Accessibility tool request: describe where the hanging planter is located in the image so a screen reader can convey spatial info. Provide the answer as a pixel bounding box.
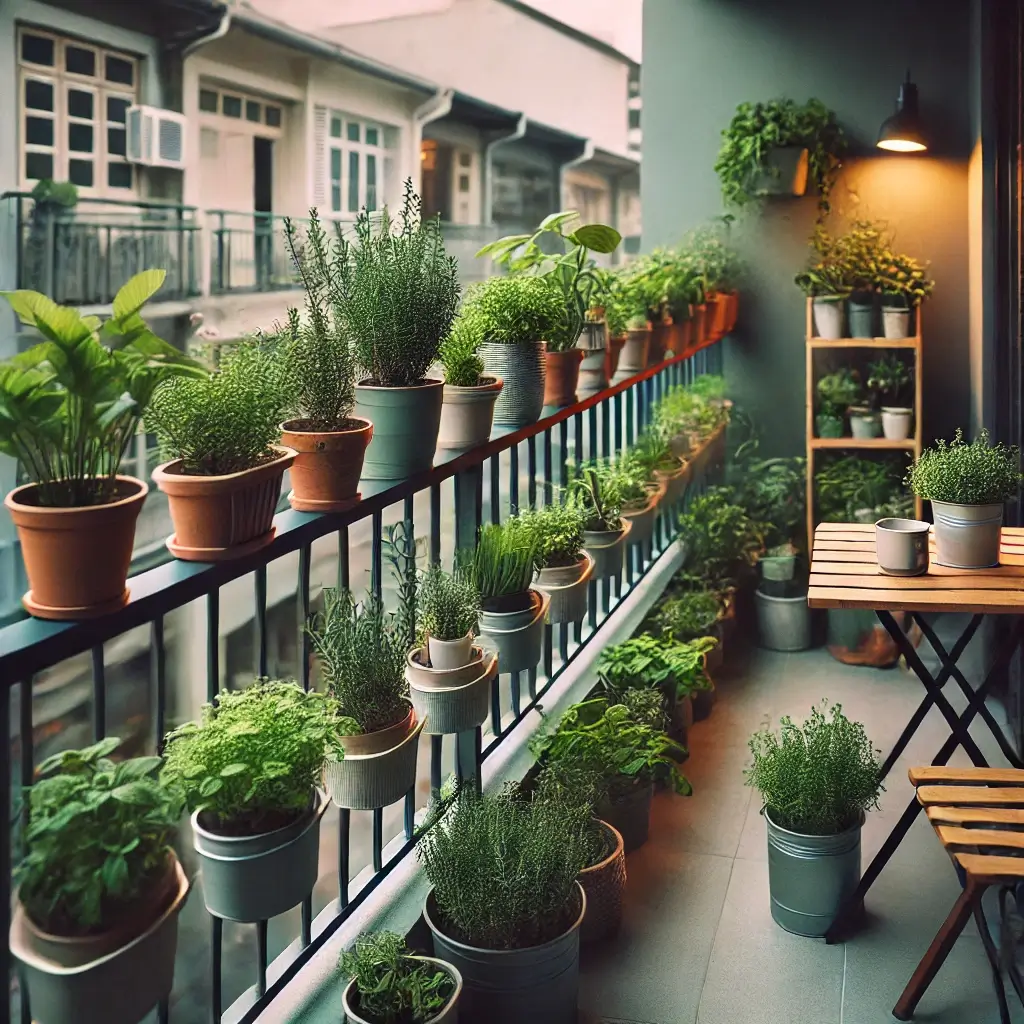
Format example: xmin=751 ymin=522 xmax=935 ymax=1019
xmin=408 ymin=647 xmax=497 ymax=736
xmin=583 ymin=519 xmax=631 ymax=579
xmin=654 ymin=459 xmax=691 ymax=505
xmin=597 ymin=782 xmax=653 ymax=854
xmin=281 ymin=417 xmax=373 ymax=513
xmin=543 ymin=348 xmax=584 ymax=408
xmin=533 ymin=554 xmax=595 ymax=624
xmin=604 ymin=334 xmax=626 ymax=382
xmin=614 ymin=326 xmax=650 ymax=381
xmin=477 ymin=590 xmax=549 ymax=674
xmin=751 ymin=145 xmax=810 ymax=195
xmin=437 ymin=376 xmax=504 ymax=451
xmin=355 ymin=378 xmax=443 ymax=480
xmin=812 ymin=297 xmax=845 ymax=340
xmin=342 ymin=954 xmax=463 ymax=1024
xmin=621 ymin=488 xmax=661 ymax=546
xmin=579 ymin=821 xmax=626 ymax=945
xmin=481 ymin=340 xmax=546 ymax=428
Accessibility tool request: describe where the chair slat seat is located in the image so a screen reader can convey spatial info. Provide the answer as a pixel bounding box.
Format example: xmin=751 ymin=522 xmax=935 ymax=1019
xmin=954 ymin=852 xmax=1024 ymax=882
xmin=909 ymin=766 xmax=1024 ymax=786
xmin=936 ymin=826 xmax=1024 ymax=851
xmin=926 ymin=806 xmax=1024 ymax=826
xmin=917 ymin=786 xmax=1024 ymax=807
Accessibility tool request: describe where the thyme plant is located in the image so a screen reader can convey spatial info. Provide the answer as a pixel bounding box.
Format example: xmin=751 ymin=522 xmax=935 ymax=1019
xmin=418 ymin=562 xmax=479 ymax=642
xmin=459 ymin=275 xmax=562 ymax=347
xmin=439 ymin=314 xmax=484 ymax=387
xmin=906 ymin=428 xmax=1021 ymax=505
xmin=513 ymin=502 xmax=587 ymax=568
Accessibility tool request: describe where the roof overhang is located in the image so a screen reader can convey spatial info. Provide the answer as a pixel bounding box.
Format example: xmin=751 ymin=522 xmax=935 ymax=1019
xmin=435 ymin=91 xmax=523 ymax=133
xmin=523 ymin=119 xmax=589 ymax=162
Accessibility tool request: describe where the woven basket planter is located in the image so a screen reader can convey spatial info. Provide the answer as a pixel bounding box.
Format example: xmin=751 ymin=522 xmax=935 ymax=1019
xmin=579 ymin=821 xmax=626 ymax=944
xmin=622 ymin=488 xmax=660 ymax=546
xmin=532 ymin=554 xmax=594 ymax=624
xmin=480 ymin=340 xmax=546 ymax=429
xmin=598 ymin=782 xmax=654 ymax=854
xmin=408 ymin=647 xmax=497 ymax=735
xmin=477 ymin=590 xmax=549 ymax=675
xmin=584 ymin=520 xmax=632 ymax=579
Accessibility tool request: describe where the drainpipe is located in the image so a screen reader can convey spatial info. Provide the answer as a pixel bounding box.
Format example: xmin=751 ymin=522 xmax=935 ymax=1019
xmin=483 ymin=114 xmax=527 ymax=226
xmin=182 ymin=7 xmax=231 ymax=58
xmin=557 ymin=139 xmax=595 ymax=211
xmin=412 ymin=88 xmax=454 ymax=196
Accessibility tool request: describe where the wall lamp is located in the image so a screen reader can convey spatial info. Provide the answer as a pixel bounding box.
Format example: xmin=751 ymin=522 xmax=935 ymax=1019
xmin=877 ymin=71 xmax=928 ymax=153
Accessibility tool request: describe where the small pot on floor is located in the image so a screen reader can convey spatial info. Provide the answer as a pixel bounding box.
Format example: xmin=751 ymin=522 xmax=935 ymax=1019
xmin=848 ymin=407 xmax=882 ymax=439
xmin=692 ymin=680 xmax=716 ymax=721
xmin=583 ymin=519 xmax=632 ymax=579
xmin=931 ymin=500 xmax=1004 ymax=569
xmin=281 ymin=417 xmax=373 ymax=512
xmin=477 ymin=589 xmax=549 ymax=674
xmin=882 ymin=305 xmax=912 ymax=339
xmin=343 ymin=955 xmax=463 ymax=1024
xmin=579 ymin=820 xmax=626 ymax=944
xmin=755 ymin=585 xmax=812 ymax=652
xmin=355 ymin=378 xmax=443 ymax=480
xmin=533 ymin=554 xmax=594 ymax=624
xmin=815 ymin=414 xmax=844 ymax=439
xmin=438 ymin=376 xmax=504 ymax=451
xmin=812 ymin=297 xmax=845 ymax=340
xmin=543 ymin=348 xmax=584 ymax=407
xmin=597 ymin=781 xmax=654 ymax=854
xmin=881 ymin=407 xmax=913 ymax=440
xmin=613 ymin=327 xmax=650 ymax=381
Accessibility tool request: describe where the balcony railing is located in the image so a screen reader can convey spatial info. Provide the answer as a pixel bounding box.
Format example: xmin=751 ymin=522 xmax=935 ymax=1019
xmin=0 ymin=193 xmax=200 ymax=306
xmin=0 ymin=332 xmax=725 ymax=1024
xmin=208 ymin=210 xmax=303 ymax=296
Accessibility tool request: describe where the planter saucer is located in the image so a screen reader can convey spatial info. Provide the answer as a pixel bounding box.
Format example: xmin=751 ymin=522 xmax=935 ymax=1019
xmin=22 ymin=587 xmax=130 ymax=621
xmin=166 ymin=527 xmax=277 ymax=562
xmin=287 ymin=490 xmax=361 ymax=513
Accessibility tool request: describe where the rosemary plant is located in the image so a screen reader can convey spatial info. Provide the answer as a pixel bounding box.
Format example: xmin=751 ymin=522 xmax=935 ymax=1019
xmin=513 ymin=501 xmax=587 ymax=568
xmin=418 ymin=562 xmax=479 ymax=643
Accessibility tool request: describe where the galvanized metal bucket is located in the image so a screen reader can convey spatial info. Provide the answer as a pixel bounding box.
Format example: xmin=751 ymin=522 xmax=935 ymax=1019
xmin=755 ymin=587 xmax=811 ymax=652
xmin=480 ymin=341 xmax=545 ymax=429
xmin=931 ymin=500 xmax=1003 ymax=568
xmin=533 ymin=556 xmax=593 ymax=624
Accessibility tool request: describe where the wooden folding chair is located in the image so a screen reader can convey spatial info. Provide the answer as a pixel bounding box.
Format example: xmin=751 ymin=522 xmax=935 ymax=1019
xmin=894 ymin=766 xmax=1024 ymax=1022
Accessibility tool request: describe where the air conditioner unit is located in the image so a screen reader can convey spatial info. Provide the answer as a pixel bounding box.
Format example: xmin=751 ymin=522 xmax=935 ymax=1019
xmin=126 ymin=106 xmax=187 ymax=169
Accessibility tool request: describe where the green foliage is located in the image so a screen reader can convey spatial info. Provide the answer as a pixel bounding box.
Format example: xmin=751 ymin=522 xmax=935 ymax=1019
xmin=745 ymin=702 xmax=883 ymax=835
xmin=728 ymin=446 xmax=807 ymax=551
xmin=332 ymin=180 xmax=459 ymax=387
xmin=617 ymin=255 xmax=668 ymax=324
xmin=162 ymin=680 xmax=348 ymax=832
xmin=339 ymin=931 xmax=455 ymax=1024
xmin=715 ymin=98 xmax=846 ymax=214
xmin=307 ymin=589 xmax=411 ymax=734
xmin=867 ymin=354 xmax=912 ymax=407
xmin=439 ymin=314 xmax=484 ymax=387
xmin=654 ymin=385 xmax=725 ymax=443
xmin=598 ymin=633 xmax=716 ymax=714
xmin=816 ymin=454 xmax=912 ymax=522
xmin=513 ymin=501 xmax=587 ymax=567
xmin=589 ymin=267 xmax=633 ymax=338
xmin=877 ymin=250 xmax=935 ymax=308
xmin=677 ymin=488 xmax=764 ymax=587
xmin=148 ymin=337 xmax=291 ymax=475
xmin=460 ymin=274 xmax=562 ymax=347
xmin=688 ymin=373 xmax=727 ymax=401
xmin=471 ymin=519 xmax=542 ymax=605
xmin=567 ymin=463 xmax=623 ymax=530
xmin=30 ymin=178 xmax=78 ymax=210
xmin=628 ymin=428 xmax=679 ymax=478
xmin=651 ymin=588 xmax=723 ymax=642
xmin=816 ymin=368 xmax=862 ymax=417
xmin=418 ymin=788 xmax=591 ymax=950
xmin=17 ymin=737 xmax=182 ymax=936
xmin=0 ymin=271 xmax=204 ymax=505
xmin=680 ymin=223 xmax=744 ymax=294
xmin=907 ymin=428 xmax=1022 ymax=505
xmin=418 ymin=562 xmax=479 ymax=642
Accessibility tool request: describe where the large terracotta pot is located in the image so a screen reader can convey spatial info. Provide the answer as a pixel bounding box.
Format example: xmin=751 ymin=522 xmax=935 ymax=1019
xmin=604 ymin=334 xmax=625 ymax=382
xmin=5 ymin=476 xmax=148 ymax=620
xmin=280 ymin=418 xmax=372 ymax=513
xmin=438 ymin=376 xmax=503 ymax=450
xmin=543 ymin=349 xmax=584 ymax=407
xmin=153 ymin=446 xmax=295 ymax=561
xmin=613 ymin=327 xmax=650 ymax=381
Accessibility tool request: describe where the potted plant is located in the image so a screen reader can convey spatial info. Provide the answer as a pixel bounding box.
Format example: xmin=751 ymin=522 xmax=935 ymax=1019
xmin=867 ymin=354 xmax=914 ymax=440
xmin=161 ymin=680 xmax=343 ymax=923
xmin=461 ymin=275 xmax=561 ymax=428
xmin=745 ymin=702 xmax=883 ymax=937
xmin=651 ymin=586 xmax=725 ymax=701
xmin=149 ymin=338 xmax=295 ymax=561
xmin=600 ymin=274 xmax=631 ymax=382
xmin=733 ymin=454 xmax=807 ymax=582
xmin=632 ymin=428 xmax=690 ymax=505
xmin=577 ymin=308 xmax=608 ymax=397
xmin=618 ymin=454 xmax=662 ymax=548
xmin=795 ymin=259 xmax=850 ymax=340
xmin=677 ymin=488 xmax=764 ymax=591
xmin=340 ymin=931 xmax=462 ymax=1024
xmin=419 ymin=789 xmax=591 ymax=1024
xmin=0 ymin=271 xmax=203 ymax=618
xmin=877 ymin=249 xmax=934 ymax=339
xmin=334 ymin=181 xmax=459 ymax=480
xmin=10 ymin=739 xmax=188 ymax=1024
xmin=815 ymin=368 xmax=861 ymax=438
xmin=418 ymin=561 xmax=479 ymax=670
xmin=437 ymin=313 xmax=503 ymax=451
xmin=308 ymin=588 xmax=426 ymax=810
xmin=837 ymin=221 xmax=891 ymax=337
xmin=518 ymin=502 xmax=594 ymax=624
xmin=715 ymin=98 xmax=846 ymax=213
xmin=906 ymin=428 xmax=1022 ymax=568
xmin=817 ymin=453 xmax=914 ymax=525
xmin=570 ymin=463 xmax=632 ymax=578
xmin=472 ymin=519 xmax=549 ymax=674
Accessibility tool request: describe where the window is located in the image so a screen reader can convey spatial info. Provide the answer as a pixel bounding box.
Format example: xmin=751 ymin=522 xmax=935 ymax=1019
xmin=198 ymin=85 xmax=284 ymax=136
xmin=18 ymin=29 xmax=137 ymax=194
xmin=327 ymin=114 xmax=385 ymax=215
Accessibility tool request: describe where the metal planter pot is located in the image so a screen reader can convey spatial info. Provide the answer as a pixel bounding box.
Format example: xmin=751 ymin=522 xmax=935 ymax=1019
xmin=480 ymin=341 xmax=546 ymax=429
xmin=424 ymin=883 xmax=585 ymax=1024
xmin=355 ymin=378 xmax=443 ymax=480
xmin=192 ymin=792 xmax=327 ymax=922
xmin=11 ymin=858 xmax=189 ymax=1024
xmin=409 ymin=649 xmax=497 ymax=735
xmin=847 ymin=300 xmax=875 ymax=338
xmin=931 ymin=500 xmax=1004 ymax=568
xmin=622 ymin=489 xmax=660 ymax=546
xmin=812 ymin=298 xmax=844 ymax=340
xmin=849 ymin=409 xmax=882 ymax=439
xmin=579 ymin=821 xmax=626 ymax=944
xmin=597 ymin=782 xmax=654 ymax=854
xmin=533 ymin=555 xmax=594 ymax=624
xmin=766 ymin=810 xmax=863 ymax=937
xmin=343 ymin=956 xmax=462 ymax=1024
xmin=477 ymin=590 xmax=549 ymax=674
xmin=584 ymin=520 xmax=632 ymax=579
xmin=577 ymin=321 xmax=608 ymax=396
xmin=755 ymin=586 xmax=811 ymax=652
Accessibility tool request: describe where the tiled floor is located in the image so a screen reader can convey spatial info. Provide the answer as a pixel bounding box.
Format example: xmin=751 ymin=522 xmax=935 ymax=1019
xmin=579 ymin=627 xmax=1024 ymax=1024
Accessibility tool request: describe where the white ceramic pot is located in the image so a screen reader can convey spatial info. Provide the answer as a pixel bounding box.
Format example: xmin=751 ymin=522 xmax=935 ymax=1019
xmin=881 ymin=407 xmax=913 ymax=440
xmin=875 ymin=518 xmax=930 ymax=576
xmin=812 ymin=298 xmax=844 ymax=340
xmin=427 ymin=632 xmax=475 ymax=671
xmin=882 ymin=306 xmax=912 ymax=339
xmin=438 ymin=377 xmax=503 ymax=450
xmin=533 ymin=554 xmax=594 ymax=624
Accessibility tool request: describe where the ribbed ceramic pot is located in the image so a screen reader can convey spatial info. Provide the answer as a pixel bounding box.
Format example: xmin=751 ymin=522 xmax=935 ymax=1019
xmin=812 ymin=298 xmax=844 ymax=340
xmin=847 ymin=299 xmax=875 ymax=338
xmin=533 ymin=555 xmax=594 ymax=624
xmin=355 ymin=378 xmax=443 ymax=480
xmin=409 ymin=650 xmax=497 ymax=735
xmin=583 ymin=520 xmax=631 ymax=578
xmin=597 ymin=782 xmax=654 ymax=854
xmin=481 ymin=340 xmax=546 ymax=428
xmin=438 ymin=377 xmax=503 ymax=451
xmin=882 ymin=306 xmax=912 ymax=339
xmin=281 ymin=418 xmax=372 ymax=512
xmin=579 ymin=821 xmax=626 ymax=944
xmin=424 ymin=884 xmax=584 ymax=1024
xmin=343 ymin=957 xmax=462 ymax=1024
xmin=881 ymin=407 xmax=912 ymax=440
xmin=755 ymin=588 xmax=812 ymax=652
xmin=613 ymin=327 xmax=650 ymax=381
xmin=931 ymin=500 xmax=1004 ymax=569
xmin=192 ymin=791 xmax=327 ymax=922
xmin=325 ymin=712 xmax=425 ymax=810
xmin=476 ymin=590 xmax=549 ymax=674
xmin=11 ymin=858 xmax=190 ymax=1024
xmin=849 ymin=408 xmax=882 ymax=439
xmin=543 ymin=349 xmax=584 ymax=407
xmin=766 ymin=810 xmax=863 ymax=937
xmin=647 ymin=322 xmax=670 ymax=365
xmin=653 ymin=461 xmax=690 ymax=505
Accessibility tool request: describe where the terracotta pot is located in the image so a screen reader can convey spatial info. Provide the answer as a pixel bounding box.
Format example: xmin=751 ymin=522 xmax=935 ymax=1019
xmin=704 ymin=296 xmax=722 ymax=339
xmin=614 ymin=327 xmax=650 ymax=381
xmin=153 ymin=446 xmax=295 ymax=562
xmin=674 ymin=319 xmax=693 ymax=356
xmin=713 ymin=293 xmax=730 ymax=335
xmin=280 ymin=417 xmax=372 ymax=513
xmin=647 ymin=322 xmax=670 ymax=365
xmin=694 ymin=304 xmax=708 ymax=345
xmin=543 ymin=348 xmax=584 ymax=407
xmin=579 ymin=820 xmax=626 ymax=944
xmin=727 ymin=291 xmax=739 ymax=331
xmin=604 ymin=334 xmax=626 ymax=382
xmin=5 ymin=476 xmax=147 ymax=620
xmin=621 ymin=487 xmax=660 ymax=546
xmin=438 ymin=376 xmax=503 ymax=450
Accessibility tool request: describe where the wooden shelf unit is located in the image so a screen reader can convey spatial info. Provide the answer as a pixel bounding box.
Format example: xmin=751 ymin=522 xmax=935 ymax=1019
xmin=805 ymin=298 xmax=924 ymax=553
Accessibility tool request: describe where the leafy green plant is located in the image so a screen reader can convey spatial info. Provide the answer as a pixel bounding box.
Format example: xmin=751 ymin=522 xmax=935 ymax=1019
xmin=688 ymin=374 xmax=727 ymax=401
xmin=307 ymin=589 xmax=411 ymax=734
xmin=418 ymin=787 xmax=591 ymax=950
xmin=597 ymin=633 xmax=715 ymax=712
xmin=30 ymin=178 xmax=78 ymax=212
xmin=745 ymin=702 xmax=883 ymax=835
xmin=816 ymin=368 xmax=861 ymax=418
xmin=439 ymin=314 xmax=484 ymax=387
xmin=471 ymin=519 xmax=542 ymax=608
xmin=729 ymin=449 xmax=807 ymax=551
xmin=867 ymin=354 xmax=912 ymax=407
xmin=906 ymin=428 xmax=1021 ymax=505
xmin=816 ymin=453 xmax=912 ymax=522
xmin=460 ymin=274 xmax=562 ymax=347
xmin=567 ymin=463 xmax=623 ymax=531
xmin=651 ymin=588 xmax=723 ymax=642
xmin=677 ymin=488 xmax=764 ymax=587
xmin=680 ymin=223 xmax=744 ymax=295
xmin=16 ymin=737 xmax=182 ymax=936
xmin=878 ymin=250 xmax=934 ymax=308
xmin=418 ymin=562 xmax=479 ymax=642
xmin=339 ymin=931 xmax=455 ymax=1024
xmin=162 ymin=679 xmax=347 ymax=834
xmin=0 ymin=271 xmax=203 ymax=505
xmin=715 ymin=98 xmax=846 ymax=213
xmin=333 ymin=180 xmax=459 ymax=387
xmin=628 ymin=428 xmax=679 ymax=478
xmin=513 ymin=501 xmax=587 ymax=568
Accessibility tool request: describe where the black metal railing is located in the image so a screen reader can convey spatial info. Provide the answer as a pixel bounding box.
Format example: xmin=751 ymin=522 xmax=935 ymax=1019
xmin=0 ymin=338 xmax=724 ymax=1024
xmin=1 ymin=193 xmax=201 ymax=306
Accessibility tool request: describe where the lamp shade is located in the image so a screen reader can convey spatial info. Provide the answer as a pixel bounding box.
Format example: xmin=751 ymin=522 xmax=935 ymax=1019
xmin=877 ymin=73 xmax=927 ymax=152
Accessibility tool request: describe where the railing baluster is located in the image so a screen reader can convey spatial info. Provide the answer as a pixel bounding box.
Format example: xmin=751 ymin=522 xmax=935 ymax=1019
xmin=588 ymin=406 xmax=597 ymax=463
xmin=338 ymin=809 xmax=351 ymax=908
xmin=511 ymin=671 xmax=521 ymax=719
xmin=490 ymin=673 xmax=501 ymax=737
xmin=372 ymin=808 xmax=384 ymax=873
xmin=254 ymin=564 xmax=268 ymax=678
xmin=1 ymin=685 xmax=11 ymax=1024
xmin=207 ymin=590 xmax=220 ymax=701
xmin=338 ymin=526 xmax=350 ymax=591
xmin=559 ymin=418 xmax=569 ymax=490
xmin=430 ymin=483 xmax=441 ymax=565
xmin=625 ymin=387 xmax=634 ymax=447
xmin=542 ymin=430 xmax=553 ymax=504
xmin=256 ymin=920 xmax=268 ymax=997
xmin=430 ymin=735 xmax=443 ymax=797
xmin=19 ymin=678 xmax=32 ymax=847
xmin=489 ymin=454 xmax=500 ymax=524
xmin=371 ymin=511 xmax=383 ymax=601
xmin=299 ymin=544 xmax=311 ymax=689
xmin=404 ymin=788 xmax=415 ymax=841
xmin=527 ymin=434 xmax=537 ymax=507
xmin=151 ymin=620 xmax=166 ymax=755
xmin=91 ymin=645 xmax=105 ymax=741
xmin=211 ymin=917 xmax=223 ymax=1023
xmin=509 ymin=443 xmax=519 ymax=512
xmin=301 ymin=899 xmax=312 ymax=949
xmin=543 ymin=623 xmax=553 ymax=681
xmin=614 ymin=391 xmax=623 ymax=456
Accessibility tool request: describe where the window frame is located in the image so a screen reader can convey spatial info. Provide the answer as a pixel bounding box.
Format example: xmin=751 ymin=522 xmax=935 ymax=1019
xmin=327 ymin=113 xmax=386 ymax=217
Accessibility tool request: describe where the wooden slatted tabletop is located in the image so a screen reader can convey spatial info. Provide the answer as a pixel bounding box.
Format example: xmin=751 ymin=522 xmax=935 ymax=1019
xmin=807 ymin=522 xmax=1024 ymax=615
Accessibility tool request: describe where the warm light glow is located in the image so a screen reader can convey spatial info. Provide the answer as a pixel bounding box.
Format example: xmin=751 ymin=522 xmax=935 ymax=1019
xmin=877 ymin=138 xmax=927 ymax=153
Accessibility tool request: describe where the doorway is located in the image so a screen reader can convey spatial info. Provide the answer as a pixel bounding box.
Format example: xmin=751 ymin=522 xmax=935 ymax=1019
xmin=254 ymin=137 xmax=274 ymax=289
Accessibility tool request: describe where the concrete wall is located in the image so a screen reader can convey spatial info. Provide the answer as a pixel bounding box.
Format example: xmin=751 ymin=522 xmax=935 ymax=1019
xmin=643 ymin=0 xmax=973 ymax=457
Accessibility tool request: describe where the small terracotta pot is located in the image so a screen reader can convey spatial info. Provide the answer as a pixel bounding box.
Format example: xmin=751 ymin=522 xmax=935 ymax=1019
xmin=543 ymin=348 xmax=584 ymax=407
xmin=153 ymin=446 xmax=295 ymax=562
xmin=579 ymin=820 xmax=626 ymax=944
xmin=438 ymin=376 xmax=503 ymax=450
xmin=704 ymin=296 xmax=721 ymax=340
xmin=604 ymin=335 xmax=626 ymax=382
xmin=339 ymin=706 xmax=417 ymax=756
xmin=647 ymin=322 xmax=670 ymax=365
xmin=281 ymin=418 xmax=372 ymax=513
xmin=6 ymin=476 xmax=147 ymax=620
xmin=694 ymin=304 xmax=708 ymax=344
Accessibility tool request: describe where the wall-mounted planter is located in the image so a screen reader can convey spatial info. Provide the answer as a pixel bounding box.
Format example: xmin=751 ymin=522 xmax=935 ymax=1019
xmin=477 ymin=589 xmax=549 ymax=674
xmin=408 ymin=647 xmax=497 ymax=735
xmin=613 ymin=327 xmax=650 ymax=381
xmin=653 ymin=460 xmax=691 ymax=505
xmin=281 ymin=417 xmax=373 ymax=513
xmin=192 ymin=790 xmax=327 ymax=922
xmin=481 ymin=340 xmax=546 ymax=428
xmin=882 ymin=306 xmax=912 ymax=339
xmin=543 ymin=348 xmax=584 ymax=408
xmin=621 ymin=488 xmax=660 ymax=546
xmin=154 ymin=446 xmax=295 ymax=562
xmin=438 ymin=376 xmax=503 ymax=451
xmin=579 ymin=820 xmax=626 ymax=945
xmin=11 ymin=857 xmax=190 ymax=1024
xmin=812 ymin=297 xmax=845 ymax=340
xmin=604 ymin=334 xmax=626 ymax=382
xmin=343 ymin=956 xmax=463 ymax=1024
xmin=583 ymin=519 xmax=631 ymax=578
xmin=881 ymin=407 xmax=913 ymax=440
xmin=533 ymin=554 xmax=594 ymax=624
xmin=597 ymin=782 xmax=654 ymax=854
xmin=751 ymin=145 xmax=809 ymax=196
xmin=5 ymin=475 xmax=147 ymax=620
xmin=355 ymin=378 xmax=443 ymax=480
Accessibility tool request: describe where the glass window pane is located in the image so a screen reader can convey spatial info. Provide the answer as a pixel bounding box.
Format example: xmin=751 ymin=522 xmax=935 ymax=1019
xmin=330 ymin=116 xmax=342 ymax=138
xmin=25 ymin=79 xmax=54 ymax=112
xmin=348 ymin=151 xmax=359 ymax=212
xmin=330 ymin=148 xmax=342 ymax=181
xmin=108 ymin=126 xmax=127 ymax=156
xmin=458 ymin=173 xmax=470 ymax=193
xmin=68 ymin=89 xmax=94 ymax=120
xmin=365 ymin=126 xmax=379 ymax=147
xmin=68 ymin=158 xmax=93 ymax=187
xmin=347 ymin=121 xmax=360 ymax=142
xmin=245 ymin=100 xmax=261 ymax=123
xmin=68 ymin=123 xmax=93 ymax=152
xmin=265 ymin=105 xmax=281 ymax=127
xmin=107 ymin=96 xmax=131 ymax=123
xmin=108 ymin=162 xmax=132 ymax=189
xmin=21 ymin=34 xmax=54 ymax=67
xmin=105 ymin=55 xmax=133 ymax=86
xmin=199 ymin=89 xmax=218 ymax=113
xmin=366 ymin=154 xmax=377 ymax=212
xmin=222 ymin=95 xmax=242 ymax=118
xmin=65 ymin=46 xmax=96 ymax=77
xmin=331 ymin=184 xmax=341 ymax=212
xmin=25 ymin=151 xmax=53 ymax=181
xmin=25 ymin=116 xmax=53 ymax=146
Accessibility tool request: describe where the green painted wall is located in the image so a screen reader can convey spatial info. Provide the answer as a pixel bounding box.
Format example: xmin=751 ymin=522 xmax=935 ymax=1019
xmin=642 ymin=0 xmax=973 ymax=457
